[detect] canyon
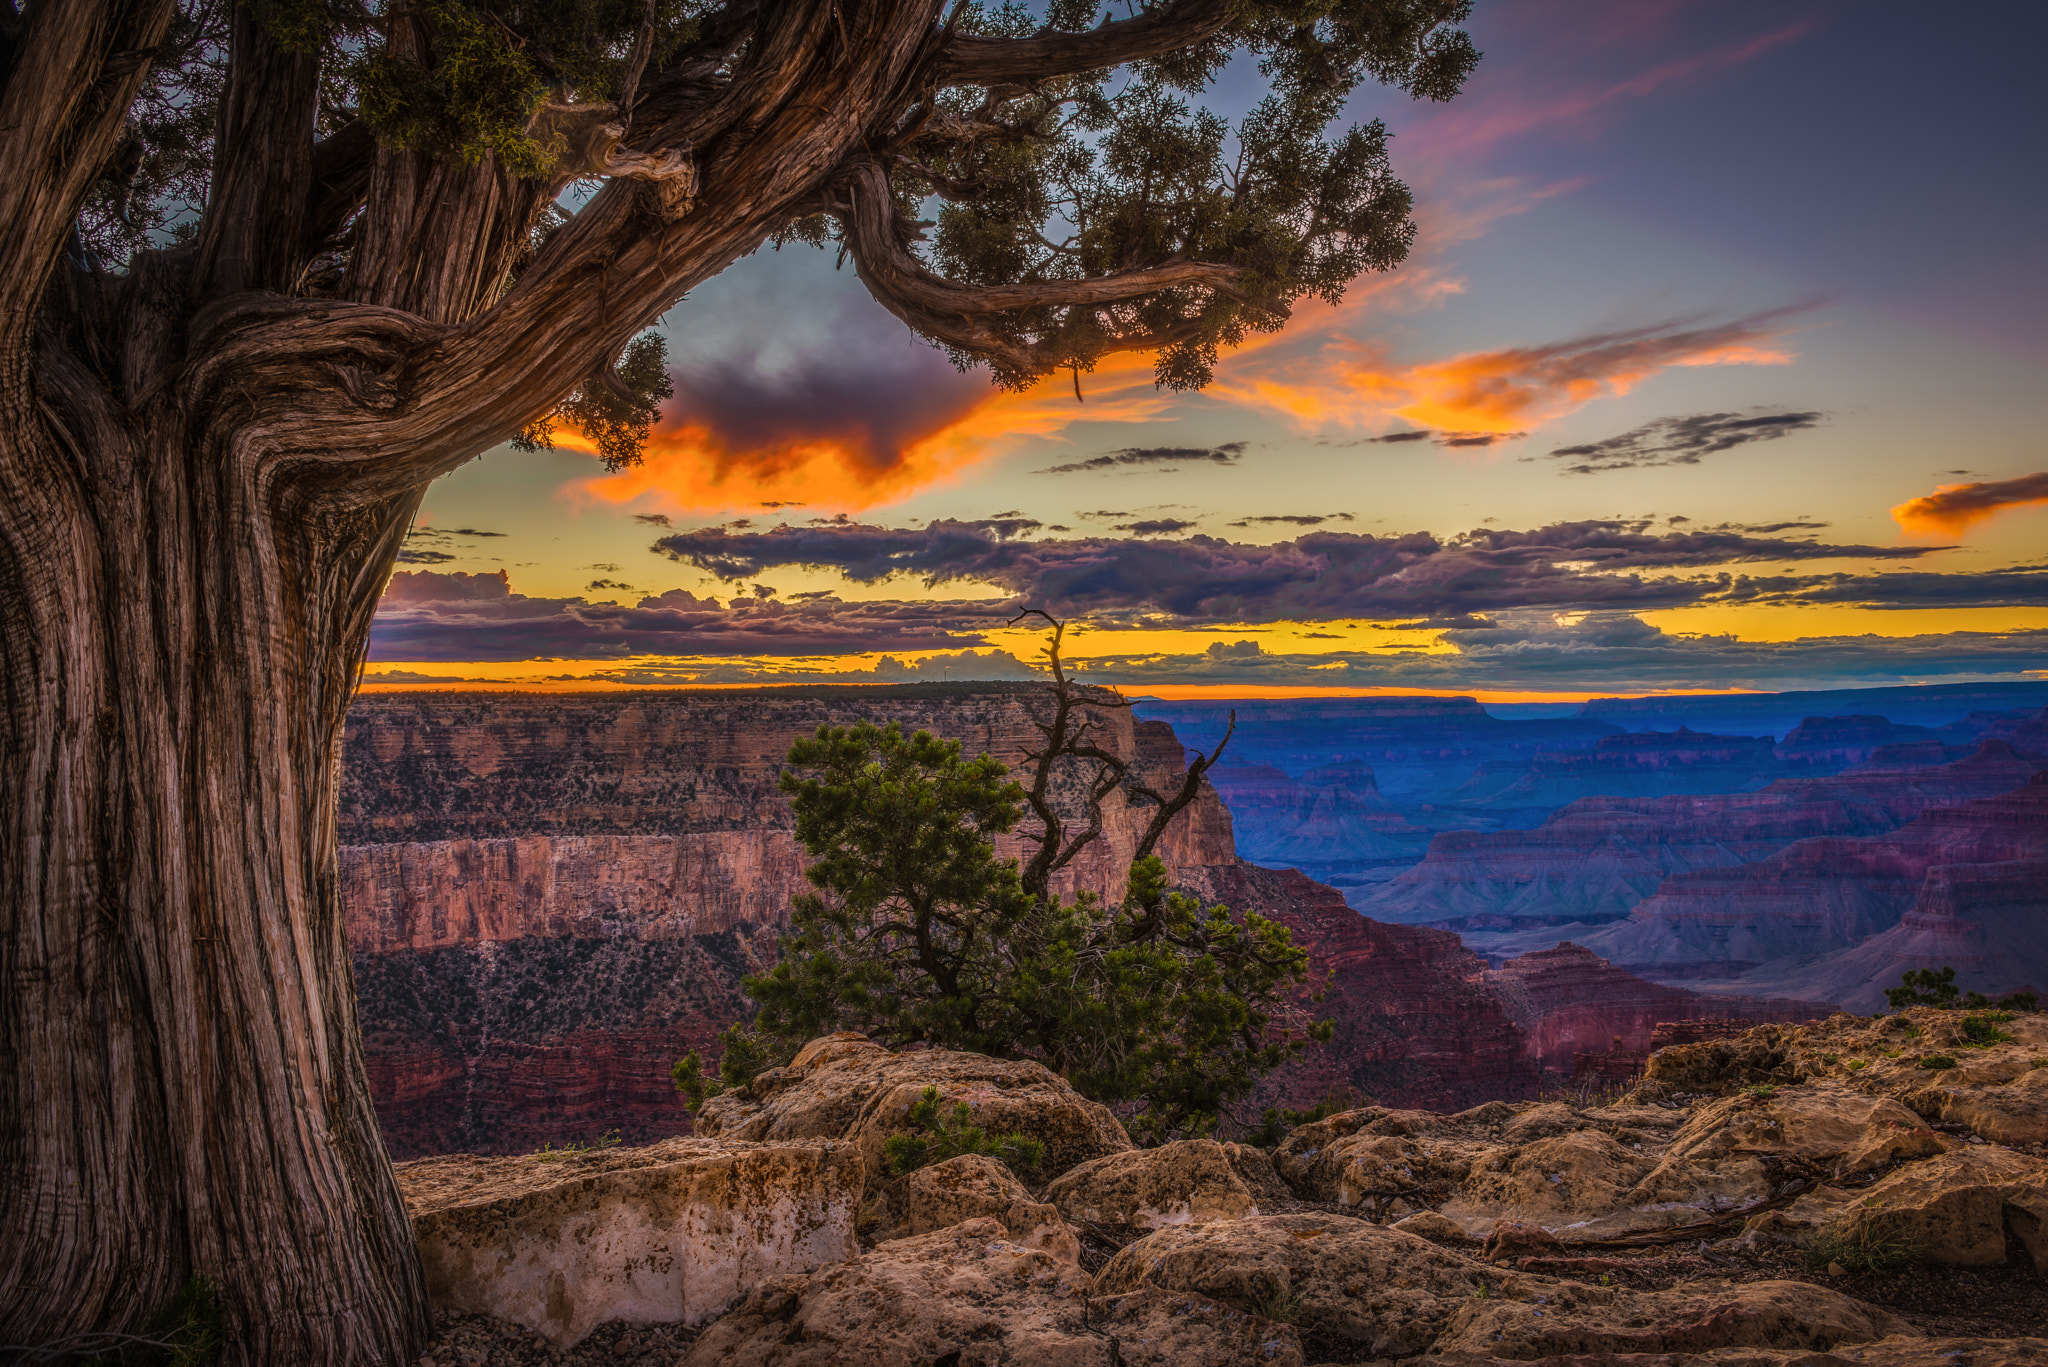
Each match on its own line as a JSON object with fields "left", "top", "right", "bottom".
{"left": 342, "top": 686, "right": 1818, "bottom": 1158}
{"left": 1349, "top": 740, "right": 2047, "bottom": 945}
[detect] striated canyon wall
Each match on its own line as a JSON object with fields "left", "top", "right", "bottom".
{"left": 343, "top": 686, "right": 1824, "bottom": 1157}
{"left": 1351, "top": 740, "right": 2047, "bottom": 942}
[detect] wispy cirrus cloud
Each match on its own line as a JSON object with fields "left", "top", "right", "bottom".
{"left": 1214, "top": 307, "right": 1809, "bottom": 437}
{"left": 1038, "top": 443, "right": 1246, "bottom": 475}
{"left": 1892, "top": 472, "right": 2048, "bottom": 538}
{"left": 1536, "top": 410, "right": 1825, "bottom": 475}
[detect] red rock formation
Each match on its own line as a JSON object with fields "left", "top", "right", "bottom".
{"left": 1592, "top": 755, "right": 2048, "bottom": 986}
{"left": 1478, "top": 943, "right": 1829, "bottom": 1074}
{"left": 1354, "top": 741, "right": 2047, "bottom": 936}
{"left": 1206, "top": 761, "right": 1429, "bottom": 870}
{"left": 342, "top": 687, "right": 1842, "bottom": 1156}
{"left": 1183, "top": 863, "right": 1543, "bottom": 1114}
{"left": 1698, "top": 770, "right": 2048, "bottom": 1011}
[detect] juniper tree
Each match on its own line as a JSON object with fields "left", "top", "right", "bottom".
{"left": 681, "top": 616, "right": 1329, "bottom": 1141}
{"left": 0, "top": 0, "right": 1475, "bottom": 1358}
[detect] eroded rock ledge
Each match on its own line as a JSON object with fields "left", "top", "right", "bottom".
{"left": 403, "top": 1010, "right": 2048, "bottom": 1365}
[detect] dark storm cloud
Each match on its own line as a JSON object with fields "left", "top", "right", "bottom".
{"left": 1037, "top": 442, "right": 1246, "bottom": 474}
{"left": 660, "top": 320, "right": 986, "bottom": 483}
{"left": 1538, "top": 410, "right": 1824, "bottom": 475}
{"left": 370, "top": 572, "right": 1005, "bottom": 662}
{"left": 1228, "top": 513, "right": 1356, "bottom": 527}
{"left": 649, "top": 517, "right": 1942, "bottom": 622}
{"left": 1110, "top": 518, "right": 1198, "bottom": 535}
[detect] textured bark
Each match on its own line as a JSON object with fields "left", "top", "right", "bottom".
{"left": 0, "top": 0, "right": 1294, "bottom": 1357}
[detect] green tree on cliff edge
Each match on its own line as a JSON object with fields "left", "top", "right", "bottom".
{"left": 676, "top": 615, "right": 1332, "bottom": 1142}
{"left": 0, "top": 0, "right": 1473, "bottom": 1356}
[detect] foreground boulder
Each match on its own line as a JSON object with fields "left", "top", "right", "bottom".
{"left": 1829, "top": 1144, "right": 2048, "bottom": 1271}
{"left": 1044, "top": 1138, "right": 1285, "bottom": 1230}
{"left": 871, "top": 1153, "right": 1082, "bottom": 1261}
{"left": 681, "top": 1216, "right": 1097, "bottom": 1366}
{"left": 696, "top": 1032, "right": 1132, "bottom": 1184}
{"left": 396, "top": 1136, "right": 861, "bottom": 1346}
{"left": 1094, "top": 1212, "right": 1918, "bottom": 1360}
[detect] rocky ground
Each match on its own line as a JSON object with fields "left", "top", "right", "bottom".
{"left": 402, "top": 1007, "right": 2048, "bottom": 1366}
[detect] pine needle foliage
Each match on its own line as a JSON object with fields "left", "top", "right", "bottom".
{"left": 883, "top": 1086, "right": 1046, "bottom": 1177}
{"left": 679, "top": 616, "right": 1330, "bottom": 1142}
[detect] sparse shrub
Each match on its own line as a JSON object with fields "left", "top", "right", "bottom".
{"left": 1887, "top": 967, "right": 1960, "bottom": 1010}
{"left": 672, "top": 1022, "right": 789, "bottom": 1111}
{"left": 1960, "top": 1015, "right": 2015, "bottom": 1048}
{"left": 534, "top": 1129, "right": 622, "bottom": 1160}
{"left": 884, "top": 1085, "right": 1045, "bottom": 1178}
{"left": 1802, "top": 1209, "right": 1925, "bottom": 1277}
{"left": 1879, "top": 1048, "right": 1902, "bottom": 1059}
{"left": 1256, "top": 1289, "right": 1302, "bottom": 1323}
{"left": 1247, "top": 1088, "right": 1355, "bottom": 1149}
{"left": 1746, "top": 1084, "right": 1778, "bottom": 1099}
{"left": 1846, "top": 1059, "right": 1868, "bottom": 1071}
{"left": 1917, "top": 1054, "right": 1958, "bottom": 1071}
{"left": 1899, "top": 1023, "right": 1923, "bottom": 1039}
{"left": 702, "top": 617, "right": 1326, "bottom": 1144}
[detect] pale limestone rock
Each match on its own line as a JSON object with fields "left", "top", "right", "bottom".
{"left": 1444, "top": 1128, "right": 1654, "bottom": 1235}
{"left": 1086, "top": 1286, "right": 1303, "bottom": 1366}
{"left": 1907, "top": 1060, "right": 2048, "bottom": 1145}
{"left": 1620, "top": 1083, "right": 1950, "bottom": 1233}
{"left": 1043, "top": 1139, "right": 1263, "bottom": 1229}
{"left": 1389, "top": 1209, "right": 1469, "bottom": 1243}
{"left": 1091, "top": 1212, "right": 1489, "bottom": 1357}
{"left": 396, "top": 1136, "right": 861, "bottom": 1347}
{"left": 1832, "top": 1144, "right": 2048, "bottom": 1270}
{"left": 680, "top": 1216, "right": 1100, "bottom": 1366}
{"left": 875, "top": 1154, "right": 1082, "bottom": 1262}
{"left": 696, "top": 1033, "right": 1131, "bottom": 1184}
{"left": 1435, "top": 1277, "right": 1917, "bottom": 1358}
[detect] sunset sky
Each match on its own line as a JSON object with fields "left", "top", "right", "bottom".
{"left": 370, "top": 0, "right": 2048, "bottom": 699}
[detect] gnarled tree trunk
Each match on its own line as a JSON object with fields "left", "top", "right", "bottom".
{"left": 0, "top": 365, "right": 433, "bottom": 1358}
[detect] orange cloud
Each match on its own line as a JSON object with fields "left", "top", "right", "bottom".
{"left": 570, "top": 352, "right": 1175, "bottom": 516}
{"left": 1216, "top": 312, "right": 1801, "bottom": 435}
{"left": 1892, "top": 472, "right": 2048, "bottom": 538}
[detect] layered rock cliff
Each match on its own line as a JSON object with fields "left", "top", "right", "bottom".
{"left": 1350, "top": 742, "right": 2047, "bottom": 944}
{"left": 343, "top": 687, "right": 1815, "bottom": 1158}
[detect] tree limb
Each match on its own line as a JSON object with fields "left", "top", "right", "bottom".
{"left": 833, "top": 154, "right": 1246, "bottom": 376}
{"left": 0, "top": 0, "right": 180, "bottom": 340}
{"left": 937, "top": 0, "right": 1233, "bottom": 86}
{"left": 193, "top": 5, "right": 320, "bottom": 299}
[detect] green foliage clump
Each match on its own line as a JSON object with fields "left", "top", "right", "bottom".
{"left": 534, "top": 1128, "right": 623, "bottom": 1159}
{"left": 1846, "top": 1058, "right": 1868, "bottom": 1071}
{"left": 883, "top": 1086, "right": 1045, "bottom": 1178}
{"left": 1960, "top": 1014, "right": 2016, "bottom": 1048}
{"left": 83, "top": 1274, "right": 224, "bottom": 1366}
{"left": 737, "top": 708, "right": 1321, "bottom": 1142}
{"left": 253, "top": 0, "right": 702, "bottom": 177}
{"left": 1254, "top": 1289, "right": 1302, "bottom": 1324}
{"left": 1246, "top": 1089, "right": 1355, "bottom": 1150}
{"left": 1885, "top": 966, "right": 2039, "bottom": 1014}
{"left": 1802, "top": 1209, "right": 1925, "bottom": 1277}
{"left": 515, "top": 332, "right": 675, "bottom": 471}
{"left": 1745, "top": 1084, "right": 1778, "bottom": 1099}
{"left": 672, "top": 1022, "right": 789, "bottom": 1111}
{"left": 1917, "top": 1054, "right": 1958, "bottom": 1071}
{"left": 1888, "top": 966, "right": 1961, "bottom": 1009}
